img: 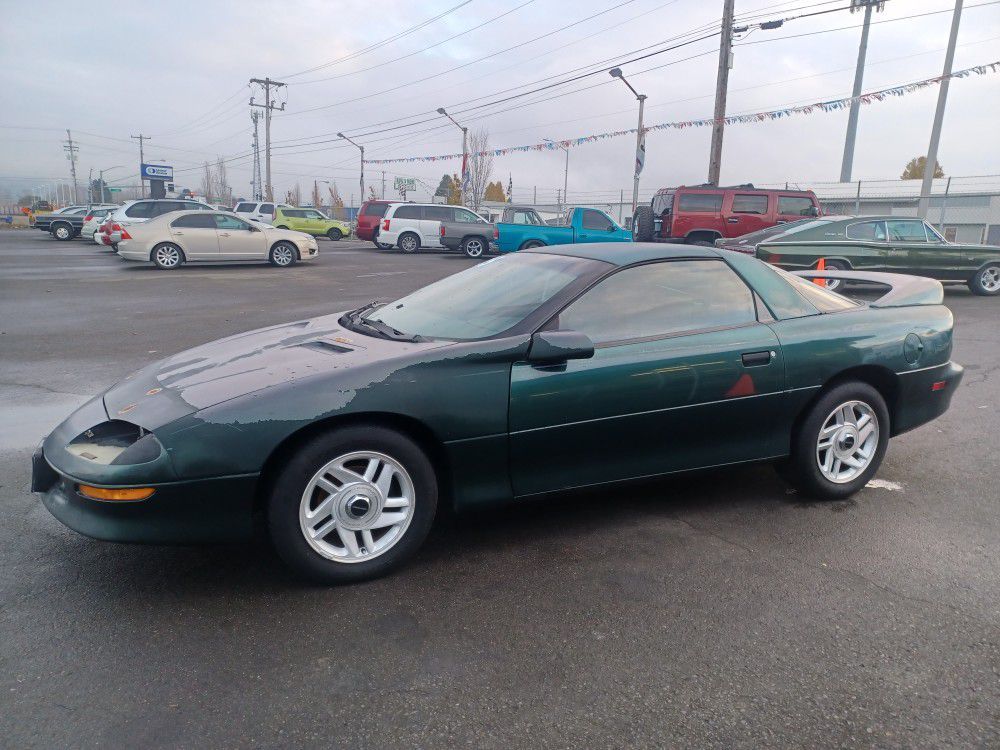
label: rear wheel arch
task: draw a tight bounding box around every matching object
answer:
[789,365,900,451]
[685,230,721,245]
[519,239,546,250]
[254,412,451,525]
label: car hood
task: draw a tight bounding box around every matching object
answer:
[102,313,446,430]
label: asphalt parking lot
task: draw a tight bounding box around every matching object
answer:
[1,230,998,748]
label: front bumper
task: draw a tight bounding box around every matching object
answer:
[893,360,964,436]
[33,446,258,544]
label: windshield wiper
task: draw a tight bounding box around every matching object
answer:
[340,301,422,342]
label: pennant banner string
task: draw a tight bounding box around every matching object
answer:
[362,61,999,165]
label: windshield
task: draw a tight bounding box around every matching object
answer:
[735,218,832,244]
[366,253,606,340]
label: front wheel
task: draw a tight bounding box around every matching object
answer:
[267,426,438,584]
[969,264,1000,296]
[326,227,343,241]
[461,236,487,258]
[398,232,420,253]
[781,381,890,500]
[269,241,297,267]
[152,243,184,270]
[52,224,74,241]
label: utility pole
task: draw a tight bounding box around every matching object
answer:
[382,171,386,199]
[918,0,963,218]
[250,110,263,201]
[840,1,884,182]
[63,130,79,204]
[130,133,149,197]
[707,0,735,185]
[250,77,286,201]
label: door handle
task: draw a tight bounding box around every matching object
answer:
[741,350,774,367]
[219,232,231,237]
[727,217,739,223]
[174,231,184,235]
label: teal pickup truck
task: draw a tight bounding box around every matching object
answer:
[496,206,632,253]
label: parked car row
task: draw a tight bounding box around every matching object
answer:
[356,200,632,257]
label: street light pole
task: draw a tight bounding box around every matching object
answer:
[609,68,647,218]
[337,133,365,204]
[437,108,468,205]
[99,166,124,203]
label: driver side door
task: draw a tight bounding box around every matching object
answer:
[169,213,220,259]
[507,259,785,497]
[215,213,266,259]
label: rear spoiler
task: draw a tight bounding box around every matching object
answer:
[793,270,944,308]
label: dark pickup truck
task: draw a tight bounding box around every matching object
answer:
[439,212,497,257]
[33,205,117,241]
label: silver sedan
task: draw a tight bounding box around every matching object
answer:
[116,211,319,269]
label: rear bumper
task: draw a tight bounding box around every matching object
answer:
[33,446,258,543]
[893,361,964,436]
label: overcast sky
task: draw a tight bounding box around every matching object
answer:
[2,0,998,206]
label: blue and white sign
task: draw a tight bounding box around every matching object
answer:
[141,164,173,180]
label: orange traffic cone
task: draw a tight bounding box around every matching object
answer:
[813,257,826,287]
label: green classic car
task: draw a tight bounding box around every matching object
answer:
[754,215,1000,296]
[32,244,963,583]
[273,207,351,240]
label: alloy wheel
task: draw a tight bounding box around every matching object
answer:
[815,400,879,484]
[272,243,295,266]
[464,238,485,258]
[981,266,1000,292]
[154,245,181,268]
[298,451,415,563]
[400,235,418,253]
[54,226,70,240]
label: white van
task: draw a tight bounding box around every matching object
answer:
[377,203,486,253]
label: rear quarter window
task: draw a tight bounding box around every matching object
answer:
[124,202,154,218]
[361,203,389,218]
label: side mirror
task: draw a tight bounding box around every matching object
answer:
[527,330,595,364]
[607,224,617,232]
[806,205,820,217]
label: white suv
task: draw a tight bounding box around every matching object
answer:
[103,199,213,245]
[379,203,487,253]
[233,201,292,225]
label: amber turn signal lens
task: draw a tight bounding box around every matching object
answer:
[77,485,155,501]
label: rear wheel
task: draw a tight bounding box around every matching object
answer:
[52,223,74,241]
[269,241,297,267]
[267,426,438,584]
[781,381,889,500]
[461,236,487,258]
[152,243,183,270]
[519,240,545,251]
[326,227,343,241]
[398,232,420,253]
[969,264,1000,296]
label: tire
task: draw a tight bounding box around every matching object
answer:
[269,241,298,267]
[819,259,848,292]
[461,236,487,258]
[151,243,184,270]
[398,232,420,254]
[267,425,438,584]
[968,264,1000,296]
[326,227,343,241]
[687,237,715,247]
[632,204,655,242]
[781,381,890,500]
[519,240,545,251]
[52,223,74,241]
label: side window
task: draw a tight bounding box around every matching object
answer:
[455,208,481,223]
[887,220,929,242]
[361,203,388,218]
[304,210,324,219]
[732,194,769,214]
[512,210,540,225]
[234,202,254,212]
[581,210,613,231]
[778,196,815,216]
[846,221,886,241]
[171,213,216,229]
[556,260,756,344]
[393,205,422,220]
[259,203,275,215]
[424,206,453,222]
[154,201,189,216]
[677,193,724,213]
[215,214,250,230]
[124,202,154,218]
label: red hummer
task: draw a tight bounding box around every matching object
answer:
[632,184,821,245]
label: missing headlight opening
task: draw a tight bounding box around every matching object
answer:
[66,421,163,465]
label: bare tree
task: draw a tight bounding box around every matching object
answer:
[214,157,230,206]
[311,181,322,211]
[466,128,494,211]
[328,184,345,219]
[200,161,214,202]
[285,183,302,206]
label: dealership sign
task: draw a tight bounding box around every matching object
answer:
[141,164,173,180]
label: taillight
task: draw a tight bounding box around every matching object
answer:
[439,225,445,237]
[382,219,390,231]
[493,226,499,240]
[120,227,132,240]
[84,215,93,222]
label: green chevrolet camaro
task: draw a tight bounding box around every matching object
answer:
[753,215,1000,296]
[33,244,963,583]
